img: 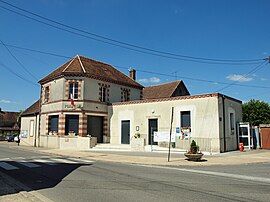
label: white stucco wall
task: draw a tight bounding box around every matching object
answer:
[20,115,39,147]
[84,78,141,103]
[218,96,242,152]
[108,94,242,153]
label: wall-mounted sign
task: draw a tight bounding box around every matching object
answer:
[21,130,28,138]
[180,127,191,140]
[154,132,175,142]
[64,104,82,109]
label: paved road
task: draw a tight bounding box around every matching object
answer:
[0,143,270,202]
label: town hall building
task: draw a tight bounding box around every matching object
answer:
[20,55,242,153]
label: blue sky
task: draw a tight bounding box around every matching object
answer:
[0,0,269,112]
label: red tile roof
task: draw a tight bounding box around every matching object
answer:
[0,111,19,127]
[21,100,40,116]
[39,55,143,89]
[143,80,190,99]
[111,93,242,106]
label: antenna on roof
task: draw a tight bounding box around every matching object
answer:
[172,71,178,81]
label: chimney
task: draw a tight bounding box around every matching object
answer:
[129,68,136,80]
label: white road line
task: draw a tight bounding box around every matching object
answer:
[0,162,18,170]
[17,161,40,168]
[135,164,270,184]
[30,156,54,159]
[0,158,11,161]
[50,158,79,164]
[32,158,57,165]
[68,158,94,164]
[11,157,25,160]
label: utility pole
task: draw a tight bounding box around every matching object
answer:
[168,107,174,162]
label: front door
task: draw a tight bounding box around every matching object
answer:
[148,119,158,145]
[121,120,130,144]
[238,123,253,149]
[87,116,104,143]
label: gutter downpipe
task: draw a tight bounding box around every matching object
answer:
[222,95,226,152]
[37,85,42,147]
[34,112,38,147]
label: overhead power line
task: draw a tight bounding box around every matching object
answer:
[1,42,269,90]
[0,0,267,65]
[215,61,269,92]
[0,39,38,81]
[1,43,72,59]
[0,62,39,86]
[115,65,270,89]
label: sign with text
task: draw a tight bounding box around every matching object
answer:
[64,104,82,109]
[20,130,28,138]
[154,132,176,142]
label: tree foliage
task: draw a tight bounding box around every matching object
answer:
[242,99,270,126]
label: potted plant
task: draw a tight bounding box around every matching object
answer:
[184,140,204,161]
[68,130,76,136]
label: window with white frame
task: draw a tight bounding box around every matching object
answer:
[181,111,191,130]
[98,83,110,102]
[44,86,49,102]
[69,82,78,99]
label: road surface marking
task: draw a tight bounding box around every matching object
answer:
[50,158,80,164]
[17,161,40,168]
[0,162,18,170]
[68,158,94,164]
[32,158,56,165]
[135,164,270,184]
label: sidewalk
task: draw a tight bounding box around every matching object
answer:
[9,144,270,167]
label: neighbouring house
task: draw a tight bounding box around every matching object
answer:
[0,109,20,138]
[20,55,242,152]
[20,100,40,146]
[143,80,190,99]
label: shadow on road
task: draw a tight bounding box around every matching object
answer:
[0,160,92,197]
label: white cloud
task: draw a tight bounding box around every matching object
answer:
[261,78,267,81]
[0,99,11,104]
[226,74,253,82]
[138,77,161,83]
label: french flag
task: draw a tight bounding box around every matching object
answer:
[70,93,75,106]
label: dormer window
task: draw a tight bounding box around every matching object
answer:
[69,82,78,99]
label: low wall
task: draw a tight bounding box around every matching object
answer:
[131,138,145,151]
[39,135,97,150]
[175,137,220,153]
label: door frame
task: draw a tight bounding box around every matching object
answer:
[121,120,130,144]
[148,118,158,145]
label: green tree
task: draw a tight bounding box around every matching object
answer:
[242,99,270,126]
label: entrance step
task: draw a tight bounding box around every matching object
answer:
[91,144,131,151]
[91,144,186,153]
[145,145,186,153]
